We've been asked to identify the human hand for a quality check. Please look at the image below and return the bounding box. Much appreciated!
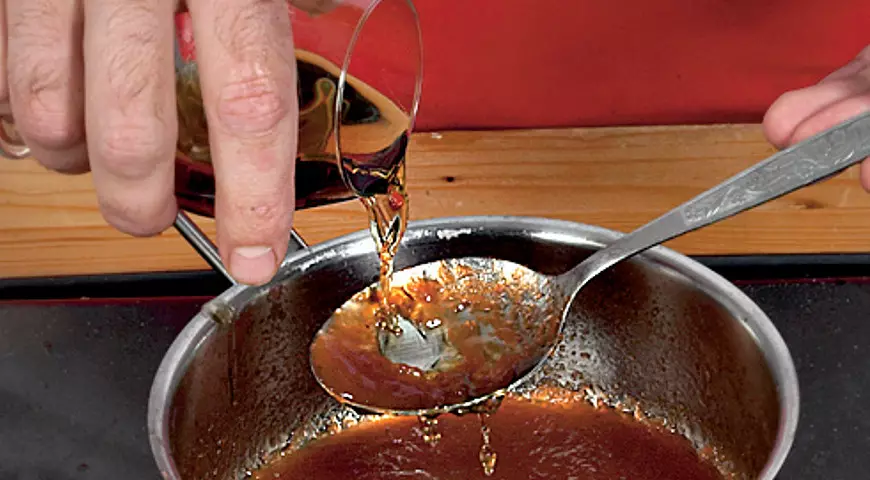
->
[2,0,302,285]
[762,46,870,193]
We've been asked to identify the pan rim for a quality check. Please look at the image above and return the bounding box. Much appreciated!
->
[148,215,799,479]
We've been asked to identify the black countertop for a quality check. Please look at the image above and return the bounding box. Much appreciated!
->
[1,257,869,479]
[0,299,203,479]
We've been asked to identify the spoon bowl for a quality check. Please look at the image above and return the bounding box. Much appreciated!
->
[309,257,564,416]
[310,109,870,416]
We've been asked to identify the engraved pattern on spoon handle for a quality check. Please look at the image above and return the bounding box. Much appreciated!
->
[679,110,870,226]
[563,111,870,295]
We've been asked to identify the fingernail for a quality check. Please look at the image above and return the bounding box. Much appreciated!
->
[230,246,277,285]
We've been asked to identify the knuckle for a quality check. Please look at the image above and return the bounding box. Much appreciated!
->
[8,50,80,149]
[6,4,82,150]
[91,120,170,181]
[210,1,295,139]
[216,73,291,138]
[14,89,82,150]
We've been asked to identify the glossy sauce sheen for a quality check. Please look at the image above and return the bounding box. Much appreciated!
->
[252,397,724,480]
[309,275,559,411]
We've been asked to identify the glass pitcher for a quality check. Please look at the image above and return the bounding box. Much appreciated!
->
[0,0,423,221]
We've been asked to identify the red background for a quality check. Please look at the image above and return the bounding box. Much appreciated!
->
[410,0,867,132]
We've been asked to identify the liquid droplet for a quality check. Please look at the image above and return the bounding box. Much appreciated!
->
[478,413,498,476]
[417,414,441,447]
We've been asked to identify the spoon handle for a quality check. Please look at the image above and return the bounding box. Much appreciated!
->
[174,211,237,285]
[565,110,870,292]
[173,210,309,286]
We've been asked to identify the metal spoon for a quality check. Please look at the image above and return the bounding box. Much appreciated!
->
[172,212,309,287]
[310,110,870,417]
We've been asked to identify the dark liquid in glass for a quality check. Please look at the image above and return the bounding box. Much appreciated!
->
[174,50,408,218]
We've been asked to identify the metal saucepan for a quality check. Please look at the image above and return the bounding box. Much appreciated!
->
[148,216,799,480]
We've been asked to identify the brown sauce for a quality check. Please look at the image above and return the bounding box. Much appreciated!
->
[309,272,560,412]
[251,395,725,480]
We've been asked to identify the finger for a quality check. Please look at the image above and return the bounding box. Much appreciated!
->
[6,0,88,173]
[83,0,178,236]
[0,1,9,105]
[187,0,298,285]
[785,91,870,145]
[762,72,870,148]
[0,1,17,156]
[762,46,870,149]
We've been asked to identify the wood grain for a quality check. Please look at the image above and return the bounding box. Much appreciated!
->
[2,123,869,279]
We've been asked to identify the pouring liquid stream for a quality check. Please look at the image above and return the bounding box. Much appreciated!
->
[360,178,408,337]
[338,125,506,474]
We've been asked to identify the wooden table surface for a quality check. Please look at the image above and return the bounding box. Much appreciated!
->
[1,123,868,279]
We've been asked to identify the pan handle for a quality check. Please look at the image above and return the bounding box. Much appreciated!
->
[173,210,308,286]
